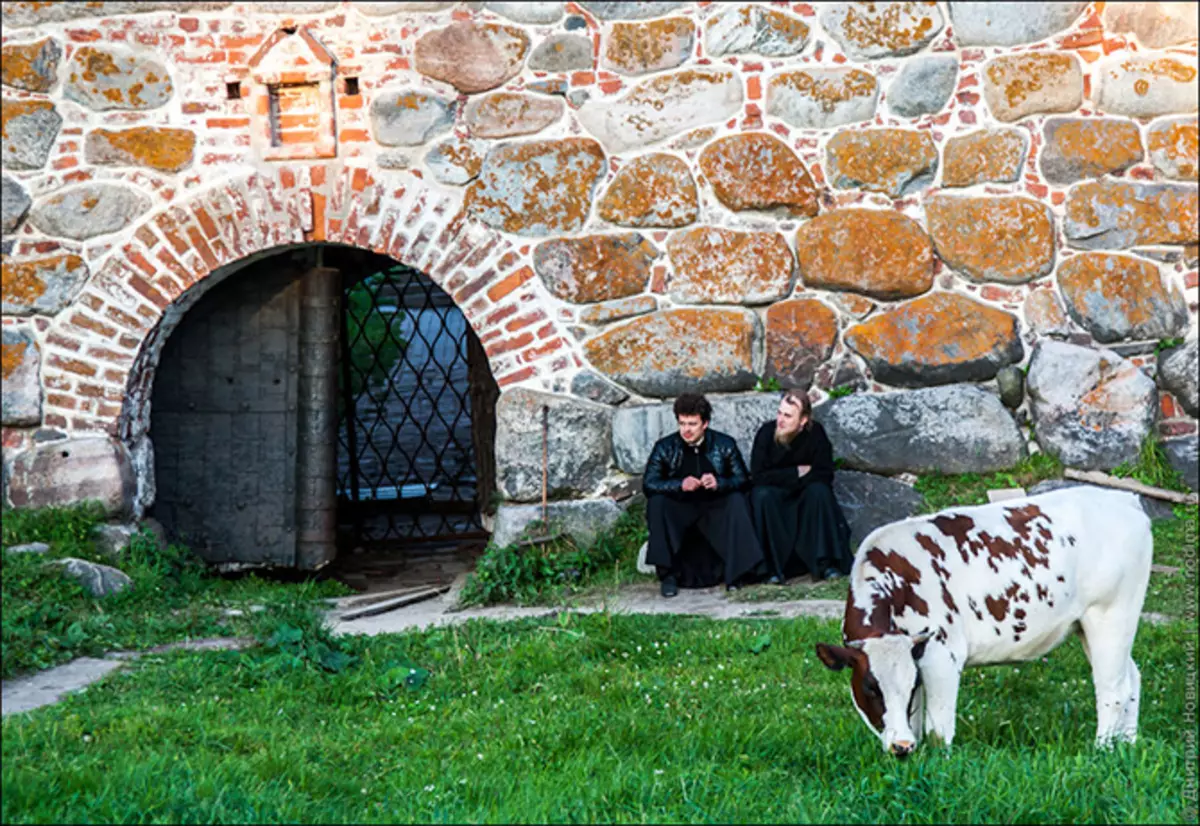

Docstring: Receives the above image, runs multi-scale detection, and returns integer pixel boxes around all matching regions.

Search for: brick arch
[39,164,580,444]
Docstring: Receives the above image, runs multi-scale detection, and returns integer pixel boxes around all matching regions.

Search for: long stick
[1063,467,1198,505]
[541,404,550,534]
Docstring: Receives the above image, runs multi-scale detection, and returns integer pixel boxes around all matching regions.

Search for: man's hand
[681,476,702,492]
[797,465,811,478]
[700,473,718,490]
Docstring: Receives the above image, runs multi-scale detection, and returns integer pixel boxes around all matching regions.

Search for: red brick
[505,310,547,333]
[46,332,82,352]
[1160,392,1178,420]
[46,353,97,378]
[69,312,117,339]
[497,366,537,387]
[487,266,534,303]
[520,337,564,362]
[485,332,535,358]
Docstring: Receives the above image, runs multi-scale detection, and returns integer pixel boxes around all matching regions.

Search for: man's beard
[774,425,799,446]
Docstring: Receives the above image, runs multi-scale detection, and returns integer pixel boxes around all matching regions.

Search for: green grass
[913,452,1066,514]
[2,503,351,679]
[2,612,1192,823]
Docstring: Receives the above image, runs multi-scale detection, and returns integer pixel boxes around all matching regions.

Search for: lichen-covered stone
[941,128,1028,187]
[584,308,760,397]
[492,499,623,548]
[666,227,794,304]
[949,2,1088,47]
[1064,180,1199,250]
[28,184,151,242]
[1,37,61,93]
[1025,289,1072,337]
[1093,55,1198,119]
[6,437,136,517]
[886,55,957,118]
[766,68,878,130]
[825,129,938,198]
[1,99,62,170]
[698,133,819,216]
[764,299,838,390]
[64,46,172,111]
[2,253,89,315]
[1057,252,1187,343]
[926,195,1056,283]
[528,34,593,72]
[2,2,229,27]
[533,233,657,303]
[814,385,1027,474]
[370,89,456,147]
[84,127,196,173]
[50,558,132,598]
[1158,338,1198,418]
[796,209,933,300]
[494,388,612,502]
[597,153,697,228]
[603,17,694,76]
[2,325,40,426]
[414,21,530,94]
[578,2,684,20]
[465,138,606,236]
[425,136,485,185]
[1039,117,1144,184]
[579,295,658,325]
[464,92,564,139]
[484,2,564,24]
[845,292,1023,387]
[1148,117,1199,181]
[577,69,742,153]
[820,2,944,60]
[570,370,630,405]
[1104,2,1200,49]
[1163,434,1199,491]
[1026,340,1158,471]
[982,52,1082,122]
[1,175,31,235]
[704,4,810,58]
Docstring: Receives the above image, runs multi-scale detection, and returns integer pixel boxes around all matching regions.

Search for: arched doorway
[148,243,497,581]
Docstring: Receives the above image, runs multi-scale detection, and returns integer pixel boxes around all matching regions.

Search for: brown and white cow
[816,486,1152,757]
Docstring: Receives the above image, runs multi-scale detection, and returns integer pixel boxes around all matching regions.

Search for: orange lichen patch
[667,226,794,304]
[0,253,84,309]
[768,68,876,114]
[833,1,940,55]
[533,233,658,303]
[759,7,811,45]
[579,295,658,325]
[765,298,838,389]
[942,128,1028,188]
[583,307,757,394]
[927,195,1055,284]
[604,17,694,75]
[1065,180,1199,248]
[982,52,1081,121]
[796,209,933,300]
[597,153,698,228]
[845,292,1021,385]
[464,138,606,236]
[698,132,819,216]
[1122,57,1198,85]
[669,126,719,149]
[65,46,172,110]
[1148,118,1198,181]
[1,338,32,380]
[0,37,60,93]
[1024,290,1070,336]
[428,136,484,182]
[825,129,937,198]
[84,127,196,173]
[0,98,55,139]
[465,92,563,139]
[1058,252,1185,341]
[1041,118,1143,183]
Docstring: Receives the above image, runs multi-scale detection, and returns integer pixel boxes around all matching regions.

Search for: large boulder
[795,208,934,299]
[495,389,613,502]
[825,128,938,198]
[49,558,132,598]
[490,498,623,548]
[597,153,698,228]
[464,92,564,139]
[666,227,794,304]
[926,195,1056,283]
[533,233,657,303]
[1026,340,1158,471]
[1057,252,1187,343]
[1064,180,1198,250]
[6,437,136,517]
[1158,339,1198,418]
[1040,118,1145,184]
[814,385,1027,475]
[699,133,819,216]
[1162,434,1199,491]
[833,470,927,550]
[612,392,781,474]
[764,299,839,391]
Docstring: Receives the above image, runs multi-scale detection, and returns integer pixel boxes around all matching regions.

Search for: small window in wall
[247,26,337,161]
[268,82,323,148]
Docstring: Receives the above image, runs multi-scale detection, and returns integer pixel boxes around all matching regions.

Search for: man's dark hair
[673,392,712,423]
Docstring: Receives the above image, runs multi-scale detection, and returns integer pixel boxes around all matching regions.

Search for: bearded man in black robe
[643,393,765,598]
[750,390,854,584]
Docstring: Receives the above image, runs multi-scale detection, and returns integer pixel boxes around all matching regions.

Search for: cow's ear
[816,643,854,671]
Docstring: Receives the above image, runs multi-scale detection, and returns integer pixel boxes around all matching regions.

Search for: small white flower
[654,769,664,776]
[361,788,368,795]
[477,753,484,760]
[424,785,435,793]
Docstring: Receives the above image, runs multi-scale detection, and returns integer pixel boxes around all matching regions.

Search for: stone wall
[1,1,1197,522]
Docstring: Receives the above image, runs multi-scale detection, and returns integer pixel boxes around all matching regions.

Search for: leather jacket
[642,429,750,496]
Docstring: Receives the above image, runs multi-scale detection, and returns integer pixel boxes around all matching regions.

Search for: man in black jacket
[643,393,765,598]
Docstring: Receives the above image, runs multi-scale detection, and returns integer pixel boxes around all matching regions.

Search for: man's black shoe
[823,568,843,581]
[661,576,679,598]
[726,583,739,592]
[767,574,784,585]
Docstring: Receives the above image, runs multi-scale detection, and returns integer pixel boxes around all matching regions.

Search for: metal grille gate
[336,262,493,549]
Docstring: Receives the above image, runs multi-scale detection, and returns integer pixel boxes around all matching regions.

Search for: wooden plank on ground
[1063,468,1199,505]
[339,586,450,621]
[987,488,1027,503]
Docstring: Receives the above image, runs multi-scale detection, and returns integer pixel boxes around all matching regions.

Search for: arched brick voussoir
[40,167,580,440]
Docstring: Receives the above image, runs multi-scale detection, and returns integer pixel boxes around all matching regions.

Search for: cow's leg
[918,646,962,747]
[1080,606,1140,747]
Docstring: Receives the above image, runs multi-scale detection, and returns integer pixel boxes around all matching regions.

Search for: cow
[815,486,1152,757]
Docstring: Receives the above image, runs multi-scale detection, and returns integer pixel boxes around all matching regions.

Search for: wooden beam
[1063,468,1199,505]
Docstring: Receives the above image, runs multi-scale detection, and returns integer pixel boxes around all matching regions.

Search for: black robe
[749,420,853,581]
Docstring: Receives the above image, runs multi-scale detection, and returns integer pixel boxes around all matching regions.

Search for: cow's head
[815,632,930,757]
